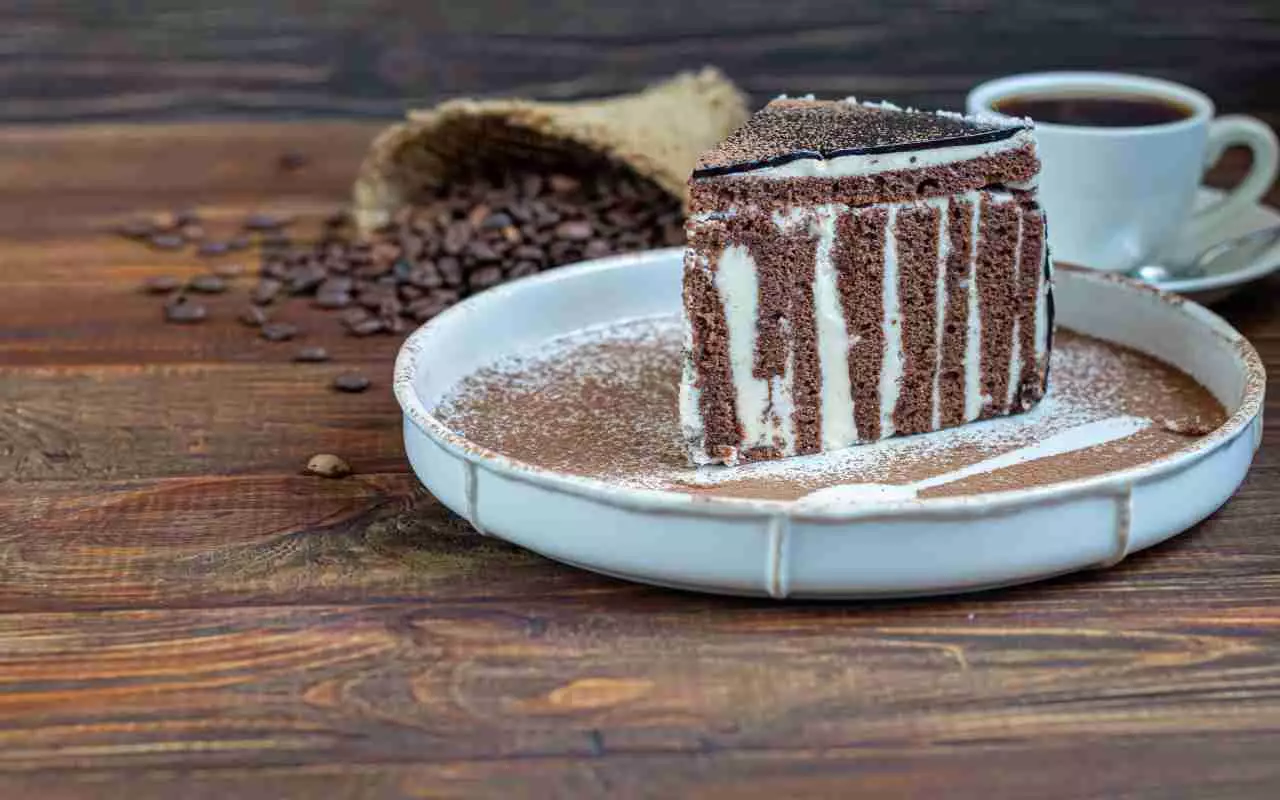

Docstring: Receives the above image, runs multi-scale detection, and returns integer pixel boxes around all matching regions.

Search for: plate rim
[394,249,1265,523]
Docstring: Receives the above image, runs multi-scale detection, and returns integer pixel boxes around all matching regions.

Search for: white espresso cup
[967,72,1279,271]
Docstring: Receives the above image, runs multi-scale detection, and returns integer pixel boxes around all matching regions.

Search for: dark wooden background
[5,0,1279,124]
[3,2,1280,798]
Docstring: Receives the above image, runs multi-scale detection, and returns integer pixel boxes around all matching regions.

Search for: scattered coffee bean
[131,165,684,347]
[278,151,310,172]
[332,373,371,393]
[293,346,330,363]
[239,306,269,327]
[187,274,228,294]
[164,297,207,324]
[172,208,201,228]
[305,453,351,479]
[180,223,205,242]
[148,233,186,251]
[348,318,385,336]
[244,212,293,231]
[141,275,182,294]
[260,321,299,342]
[197,241,230,257]
[251,278,283,305]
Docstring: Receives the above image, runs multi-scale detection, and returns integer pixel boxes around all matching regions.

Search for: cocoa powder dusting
[434,319,1226,502]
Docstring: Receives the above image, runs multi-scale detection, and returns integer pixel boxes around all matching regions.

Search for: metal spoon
[1128,224,1280,284]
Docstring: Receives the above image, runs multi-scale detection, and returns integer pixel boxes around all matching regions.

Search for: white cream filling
[1005,208,1025,410]
[1034,211,1052,372]
[679,272,710,463]
[930,197,952,431]
[809,204,858,450]
[739,128,1035,182]
[715,244,796,454]
[879,205,902,438]
[963,197,984,422]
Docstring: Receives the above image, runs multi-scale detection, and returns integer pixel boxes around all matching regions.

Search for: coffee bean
[548,174,581,194]
[339,307,371,327]
[442,222,470,255]
[278,151,310,172]
[305,453,351,479]
[180,223,205,242]
[437,257,463,287]
[172,208,201,227]
[584,239,611,259]
[148,233,186,251]
[260,321,299,342]
[508,261,539,279]
[164,297,207,324]
[406,291,458,322]
[466,204,492,228]
[314,291,352,309]
[187,274,228,294]
[332,373,371,393]
[465,241,499,263]
[141,275,182,294]
[197,242,229,258]
[239,306,269,327]
[512,244,545,262]
[286,264,327,295]
[348,317,385,337]
[227,234,252,251]
[479,211,513,230]
[407,264,443,289]
[468,265,503,290]
[293,346,330,363]
[555,220,593,242]
[244,211,294,231]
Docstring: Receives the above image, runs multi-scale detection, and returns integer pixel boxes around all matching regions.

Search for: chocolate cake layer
[680,190,1051,464]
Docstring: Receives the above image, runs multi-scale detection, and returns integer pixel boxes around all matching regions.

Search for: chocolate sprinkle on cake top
[693,98,1029,177]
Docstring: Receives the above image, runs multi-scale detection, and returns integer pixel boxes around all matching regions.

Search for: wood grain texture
[3,1,1279,124]
[1,117,1279,797]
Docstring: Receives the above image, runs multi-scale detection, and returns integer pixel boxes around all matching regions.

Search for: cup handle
[1188,115,1279,241]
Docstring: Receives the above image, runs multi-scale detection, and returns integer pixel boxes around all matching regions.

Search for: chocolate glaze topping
[693,99,1029,178]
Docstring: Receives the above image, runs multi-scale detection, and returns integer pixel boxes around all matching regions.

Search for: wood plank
[0,467,1278,612]
[1,2,1277,122]
[0,602,1276,785]
[4,739,1280,800]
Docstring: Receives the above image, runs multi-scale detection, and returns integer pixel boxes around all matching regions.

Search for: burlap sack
[352,67,747,232]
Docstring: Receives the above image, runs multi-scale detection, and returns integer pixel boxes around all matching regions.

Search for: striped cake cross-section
[680,97,1053,466]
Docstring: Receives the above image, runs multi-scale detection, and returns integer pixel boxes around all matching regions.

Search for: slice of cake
[680,97,1053,466]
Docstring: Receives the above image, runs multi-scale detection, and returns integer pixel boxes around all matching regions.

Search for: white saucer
[1142,187,1280,303]
[394,250,1264,599]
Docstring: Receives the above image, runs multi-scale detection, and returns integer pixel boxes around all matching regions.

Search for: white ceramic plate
[394,249,1265,599]
[1144,187,1280,303]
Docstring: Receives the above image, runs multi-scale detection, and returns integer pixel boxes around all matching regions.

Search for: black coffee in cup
[994,93,1194,127]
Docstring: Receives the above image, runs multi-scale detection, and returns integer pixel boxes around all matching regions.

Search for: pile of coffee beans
[254,168,684,336]
[127,165,685,396]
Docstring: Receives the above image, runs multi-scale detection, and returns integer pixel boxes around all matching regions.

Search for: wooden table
[1,122,1278,799]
